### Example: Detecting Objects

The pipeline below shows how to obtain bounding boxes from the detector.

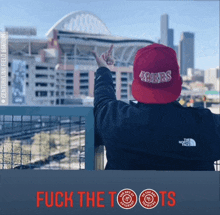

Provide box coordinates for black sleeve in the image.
[93,67,116,147]
[93,67,135,147]
[94,67,116,119]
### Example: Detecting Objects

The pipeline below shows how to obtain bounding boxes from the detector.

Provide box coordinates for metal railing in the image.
[0,106,99,170]
[0,106,218,171]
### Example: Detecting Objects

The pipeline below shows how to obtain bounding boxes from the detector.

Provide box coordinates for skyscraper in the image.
[179,32,194,76]
[174,45,179,63]
[168,28,174,49]
[160,14,168,46]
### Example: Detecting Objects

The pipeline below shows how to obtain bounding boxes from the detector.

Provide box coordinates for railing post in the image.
[95,145,105,170]
[85,107,95,170]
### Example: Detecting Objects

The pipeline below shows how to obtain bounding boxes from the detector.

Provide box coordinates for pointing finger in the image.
[107,44,114,57]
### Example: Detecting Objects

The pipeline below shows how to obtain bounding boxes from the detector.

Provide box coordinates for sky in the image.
[0,0,219,71]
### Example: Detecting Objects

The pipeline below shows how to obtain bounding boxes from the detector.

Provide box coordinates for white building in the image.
[204,67,220,91]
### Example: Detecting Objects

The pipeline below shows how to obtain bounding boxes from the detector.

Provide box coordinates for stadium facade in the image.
[7,11,154,106]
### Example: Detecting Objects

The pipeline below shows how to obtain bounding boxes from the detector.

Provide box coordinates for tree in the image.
[0,138,30,169]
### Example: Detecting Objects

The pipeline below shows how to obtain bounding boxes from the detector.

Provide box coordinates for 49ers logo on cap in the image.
[117,189,137,209]
[139,189,159,209]
[139,70,172,84]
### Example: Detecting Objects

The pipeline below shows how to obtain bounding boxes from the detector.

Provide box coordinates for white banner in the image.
[12,60,26,104]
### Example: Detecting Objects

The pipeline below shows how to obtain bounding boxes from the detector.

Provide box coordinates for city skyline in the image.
[0,0,219,71]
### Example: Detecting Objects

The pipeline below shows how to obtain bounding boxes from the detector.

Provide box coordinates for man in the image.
[92,43,220,170]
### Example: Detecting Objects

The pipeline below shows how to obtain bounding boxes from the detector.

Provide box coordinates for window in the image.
[121,89,127,93]
[66,86,73,90]
[50,75,55,79]
[122,72,127,75]
[121,95,127,99]
[66,92,73,95]
[50,67,54,70]
[66,73,73,77]
[35,83,47,87]
[80,79,88,83]
[80,86,88,89]
[121,78,127,81]
[66,80,73,84]
[26,65,29,69]
[121,84,127,87]
[8,81,11,86]
[61,91,64,96]
[36,66,48,70]
[50,91,54,96]
[80,91,88,96]
[50,83,54,87]
[26,74,29,78]
[8,72,11,77]
[50,100,54,104]
[26,82,29,87]
[8,62,11,67]
[35,91,47,97]
[80,73,88,77]
[56,91,59,96]
[41,91,47,97]
[36,74,48,78]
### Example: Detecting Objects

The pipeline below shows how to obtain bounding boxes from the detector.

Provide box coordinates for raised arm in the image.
[91,45,116,118]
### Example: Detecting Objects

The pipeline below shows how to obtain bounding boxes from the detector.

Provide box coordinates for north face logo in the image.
[179,138,196,147]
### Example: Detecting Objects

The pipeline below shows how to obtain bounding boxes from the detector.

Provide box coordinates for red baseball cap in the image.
[132,43,182,104]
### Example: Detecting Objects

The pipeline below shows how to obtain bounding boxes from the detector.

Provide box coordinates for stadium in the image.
[7,11,154,106]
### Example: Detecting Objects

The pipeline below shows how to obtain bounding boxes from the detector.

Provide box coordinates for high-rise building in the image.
[160,14,168,46]
[168,28,174,49]
[174,45,179,63]
[179,32,194,76]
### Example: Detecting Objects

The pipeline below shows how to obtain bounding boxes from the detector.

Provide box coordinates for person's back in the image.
[92,44,220,170]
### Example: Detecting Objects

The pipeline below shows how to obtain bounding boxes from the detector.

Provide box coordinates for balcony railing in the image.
[0,106,105,170]
[0,106,219,171]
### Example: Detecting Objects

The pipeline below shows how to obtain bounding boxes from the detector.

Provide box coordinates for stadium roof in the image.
[46,11,111,38]
[46,11,154,44]
[57,30,154,44]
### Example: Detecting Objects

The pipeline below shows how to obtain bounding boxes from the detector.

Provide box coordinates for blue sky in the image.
[0,0,219,70]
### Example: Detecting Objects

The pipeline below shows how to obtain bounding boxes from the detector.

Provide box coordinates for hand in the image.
[91,45,115,68]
